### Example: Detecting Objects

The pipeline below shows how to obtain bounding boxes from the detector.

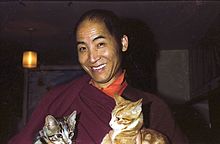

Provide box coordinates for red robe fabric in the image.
[8,74,188,144]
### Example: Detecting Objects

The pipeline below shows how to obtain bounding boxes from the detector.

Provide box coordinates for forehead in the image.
[76,19,111,39]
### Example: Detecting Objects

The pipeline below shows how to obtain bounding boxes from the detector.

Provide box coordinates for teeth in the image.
[92,64,106,70]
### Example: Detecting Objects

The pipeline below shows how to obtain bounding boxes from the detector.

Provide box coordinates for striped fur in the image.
[34,111,77,144]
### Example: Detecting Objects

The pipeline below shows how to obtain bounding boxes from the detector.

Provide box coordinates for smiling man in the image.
[9,9,188,144]
[76,17,128,89]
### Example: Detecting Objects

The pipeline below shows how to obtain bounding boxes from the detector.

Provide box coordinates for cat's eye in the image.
[116,117,120,121]
[56,134,63,138]
[122,118,129,121]
[121,118,130,123]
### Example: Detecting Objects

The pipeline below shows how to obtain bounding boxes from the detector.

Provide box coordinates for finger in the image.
[136,131,142,144]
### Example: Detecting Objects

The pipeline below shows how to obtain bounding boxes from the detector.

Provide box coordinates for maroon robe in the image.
[8,74,188,144]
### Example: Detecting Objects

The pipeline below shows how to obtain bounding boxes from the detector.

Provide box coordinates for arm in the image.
[122,85,188,144]
[8,85,66,144]
[147,97,189,144]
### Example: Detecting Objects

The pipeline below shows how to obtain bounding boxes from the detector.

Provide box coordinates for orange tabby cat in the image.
[101,95,169,144]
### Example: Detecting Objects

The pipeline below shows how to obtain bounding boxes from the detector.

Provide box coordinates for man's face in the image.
[76,19,127,88]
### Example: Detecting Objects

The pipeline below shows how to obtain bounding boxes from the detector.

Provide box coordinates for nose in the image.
[88,49,100,63]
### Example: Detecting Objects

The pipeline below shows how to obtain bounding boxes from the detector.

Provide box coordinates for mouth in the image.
[91,64,106,71]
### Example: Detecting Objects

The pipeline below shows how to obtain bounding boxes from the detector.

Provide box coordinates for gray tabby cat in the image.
[34,111,77,144]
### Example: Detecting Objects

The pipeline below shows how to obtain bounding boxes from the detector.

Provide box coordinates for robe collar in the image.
[90,71,128,98]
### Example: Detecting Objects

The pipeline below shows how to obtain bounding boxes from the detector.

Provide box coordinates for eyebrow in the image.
[93,35,105,41]
[76,35,106,46]
[76,41,85,46]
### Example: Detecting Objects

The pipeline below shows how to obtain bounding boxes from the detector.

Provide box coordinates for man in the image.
[9,9,188,144]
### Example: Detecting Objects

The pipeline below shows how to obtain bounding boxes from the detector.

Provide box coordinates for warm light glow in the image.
[22,51,37,68]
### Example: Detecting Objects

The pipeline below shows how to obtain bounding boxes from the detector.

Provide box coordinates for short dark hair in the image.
[75,9,123,47]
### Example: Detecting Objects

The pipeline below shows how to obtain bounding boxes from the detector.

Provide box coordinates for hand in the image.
[136,131,142,144]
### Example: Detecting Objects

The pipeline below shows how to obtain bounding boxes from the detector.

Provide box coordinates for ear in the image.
[45,115,59,130]
[121,35,128,52]
[114,94,127,105]
[131,99,142,114]
[68,110,77,127]
[135,98,143,106]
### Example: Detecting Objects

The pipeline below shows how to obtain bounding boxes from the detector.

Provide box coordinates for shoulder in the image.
[32,74,91,116]
[123,85,168,107]
[49,74,89,92]
[123,85,172,119]
[124,86,189,143]
[41,74,90,101]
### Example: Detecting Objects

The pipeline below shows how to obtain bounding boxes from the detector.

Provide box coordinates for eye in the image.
[78,46,87,52]
[116,117,120,121]
[122,118,129,121]
[97,42,105,48]
[56,134,63,138]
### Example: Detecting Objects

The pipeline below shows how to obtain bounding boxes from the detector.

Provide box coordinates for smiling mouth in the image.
[91,64,106,71]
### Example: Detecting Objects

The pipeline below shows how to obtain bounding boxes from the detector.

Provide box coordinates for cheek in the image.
[110,116,125,130]
[109,116,116,128]
[105,51,121,68]
[103,43,120,58]
[111,50,122,64]
[78,54,87,64]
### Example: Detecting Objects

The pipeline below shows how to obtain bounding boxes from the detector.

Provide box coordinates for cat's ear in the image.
[45,115,59,131]
[68,110,77,127]
[135,98,142,106]
[131,99,142,114]
[114,94,128,105]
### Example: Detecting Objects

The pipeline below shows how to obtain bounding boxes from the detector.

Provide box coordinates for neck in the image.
[112,129,140,143]
[92,69,123,89]
[115,129,139,137]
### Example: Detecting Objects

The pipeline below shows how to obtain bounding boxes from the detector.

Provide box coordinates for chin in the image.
[93,79,109,85]
[92,75,110,83]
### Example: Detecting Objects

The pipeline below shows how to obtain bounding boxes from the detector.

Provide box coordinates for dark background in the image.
[0,1,220,143]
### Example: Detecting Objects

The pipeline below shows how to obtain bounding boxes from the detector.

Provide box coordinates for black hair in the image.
[74,9,158,93]
[74,9,123,48]
[121,18,159,93]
